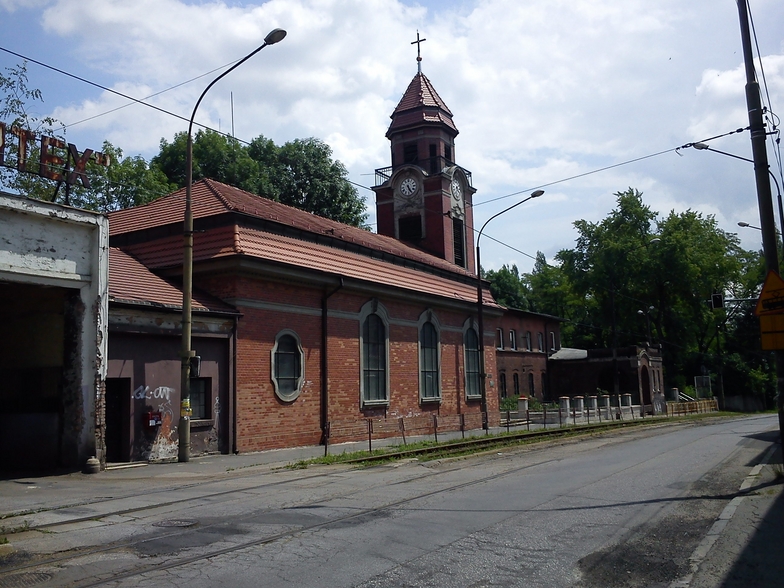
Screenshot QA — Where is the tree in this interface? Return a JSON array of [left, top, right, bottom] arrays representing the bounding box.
[[484, 264, 529, 309], [1, 62, 173, 211], [151, 130, 368, 227], [0, 62, 64, 199], [526, 187, 766, 398]]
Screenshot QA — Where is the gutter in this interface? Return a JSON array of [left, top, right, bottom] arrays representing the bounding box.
[[321, 277, 344, 450]]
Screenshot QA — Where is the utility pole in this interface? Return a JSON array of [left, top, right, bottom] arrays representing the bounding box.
[[737, 0, 784, 451]]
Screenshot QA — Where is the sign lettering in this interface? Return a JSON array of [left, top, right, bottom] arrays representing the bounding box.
[[0, 121, 109, 186]]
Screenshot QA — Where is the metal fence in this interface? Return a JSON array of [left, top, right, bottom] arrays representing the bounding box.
[[324, 399, 719, 454]]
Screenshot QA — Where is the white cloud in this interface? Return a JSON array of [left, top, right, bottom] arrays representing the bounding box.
[[1, 0, 783, 272]]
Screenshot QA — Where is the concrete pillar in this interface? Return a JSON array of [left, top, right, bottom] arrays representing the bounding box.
[[573, 396, 585, 414], [517, 396, 529, 414], [559, 396, 571, 413], [600, 395, 611, 419], [621, 393, 632, 406]]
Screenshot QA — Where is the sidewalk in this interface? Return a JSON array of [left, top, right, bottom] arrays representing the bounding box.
[[0, 426, 498, 521], [686, 442, 784, 588]]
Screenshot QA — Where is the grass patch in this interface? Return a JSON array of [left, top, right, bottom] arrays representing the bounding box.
[[0, 537, 8, 545]]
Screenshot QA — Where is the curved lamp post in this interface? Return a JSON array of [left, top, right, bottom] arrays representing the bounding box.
[[179, 28, 287, 462], [693, 142, 784, 241], [475, 189, 544, 430]]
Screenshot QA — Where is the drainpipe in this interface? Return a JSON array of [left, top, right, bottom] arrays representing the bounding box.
[[321, 278, 344, 445], [231, 314, 239, 454]]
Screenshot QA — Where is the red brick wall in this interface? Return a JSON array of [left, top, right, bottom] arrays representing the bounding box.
[[197, 272, 501, 452]]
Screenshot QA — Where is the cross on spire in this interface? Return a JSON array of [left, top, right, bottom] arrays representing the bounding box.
[[411, 31, 426, 73]]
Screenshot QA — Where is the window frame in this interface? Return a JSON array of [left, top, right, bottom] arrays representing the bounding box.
[[510, 329, 517, 350], [359, 300, 391, 407], [496, 328, 504, 350], [418, 310, 442, 403], [271, 330, 305, 402], [190, 377, 211, 420], [463, 318, 481, 400], [537, 332, 544, 352], [525, 331, 532, 351]]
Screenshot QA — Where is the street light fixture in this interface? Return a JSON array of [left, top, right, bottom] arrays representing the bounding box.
[[691, 142, 784, 240], [637, 306, 655, 344], [738, 221, 762, 231], [475, 189, 544, 430], [179, 28, 287, 463]]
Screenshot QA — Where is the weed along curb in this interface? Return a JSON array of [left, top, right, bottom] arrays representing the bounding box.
[[293, 414, 734, 468]]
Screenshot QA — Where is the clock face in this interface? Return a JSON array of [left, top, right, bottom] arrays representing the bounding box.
[[400, 177, 418, 197], [451, 178, 463, 201]]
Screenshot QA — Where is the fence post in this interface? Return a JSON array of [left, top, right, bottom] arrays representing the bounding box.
[[367, 419, 372, 452], [527, 409, 530, 431], [433, 414, 439, 443], [506, 410, 511, 433], [324, 421, 330, 457], [460, 413, 465, 439], [400, 417, 407, 445], [544, 406, 547, 430]]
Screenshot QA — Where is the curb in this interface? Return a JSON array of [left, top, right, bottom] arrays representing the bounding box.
[[669, 443, 778, 588]]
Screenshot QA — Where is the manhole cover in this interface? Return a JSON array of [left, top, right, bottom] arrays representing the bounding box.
[[153, 519, 198, 528], [0, 572, 52, 587]]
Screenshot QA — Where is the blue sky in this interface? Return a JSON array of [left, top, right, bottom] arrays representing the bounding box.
[[1, 0, 783, 273]]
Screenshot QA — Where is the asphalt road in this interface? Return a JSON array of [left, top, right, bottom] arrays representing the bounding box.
[[0, 414, 777, 587]]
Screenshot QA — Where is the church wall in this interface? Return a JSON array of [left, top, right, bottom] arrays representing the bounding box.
[[197, 271, 500, 452]]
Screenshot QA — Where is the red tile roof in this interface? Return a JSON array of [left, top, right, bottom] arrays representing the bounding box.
[[108, 247, 236, 314], [387, 73, 457, 136], [109, 179, 474, 279], [109, 179, 499, 309]]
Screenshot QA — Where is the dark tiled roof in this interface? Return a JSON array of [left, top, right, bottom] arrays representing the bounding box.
[[108, 247, 236, 313], [109, 179, 474, 279], [387, 72, 457, 136]]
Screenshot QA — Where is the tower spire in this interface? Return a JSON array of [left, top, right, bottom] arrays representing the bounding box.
[[411, 31, 426, 73]]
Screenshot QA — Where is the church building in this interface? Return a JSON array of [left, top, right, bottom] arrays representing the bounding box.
[[104, 64, 507, 461]]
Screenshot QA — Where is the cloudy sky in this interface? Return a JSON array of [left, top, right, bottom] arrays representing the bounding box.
[[1, 0, 783, 273]]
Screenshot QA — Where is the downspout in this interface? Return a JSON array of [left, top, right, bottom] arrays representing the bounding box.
[[321, 277, 344, 446], [231, 314, 239, 454]]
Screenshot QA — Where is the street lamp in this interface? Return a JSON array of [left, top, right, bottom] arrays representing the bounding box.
[[738, 221, 762, 231], [475, 189, 544, 430], [692, 142, 784, 241], [179, 28, 287, 463], [637, 306, 654, 344]]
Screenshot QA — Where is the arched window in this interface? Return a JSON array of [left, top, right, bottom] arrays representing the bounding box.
[[525, 331, 532, 351], [464, 325, 481, 399], [271, 330, 304, 402], [360, 300, 389, 406], [528, 372, 535, 397], [513, 373, 520, 396], [499, 372, 507, 398], [537, 332, 544, 352], [419, 311, 441, 401]]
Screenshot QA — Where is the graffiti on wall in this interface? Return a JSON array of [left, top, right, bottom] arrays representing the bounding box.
[[132, 385, 174, 401]]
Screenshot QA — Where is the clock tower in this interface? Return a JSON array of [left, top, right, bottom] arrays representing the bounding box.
[[372, 43, 476, 272]]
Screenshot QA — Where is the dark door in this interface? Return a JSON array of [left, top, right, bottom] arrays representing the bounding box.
[[105, 378, 130, 462]]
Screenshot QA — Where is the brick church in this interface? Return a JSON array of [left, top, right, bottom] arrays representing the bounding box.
[[104, 65, 520, 462]]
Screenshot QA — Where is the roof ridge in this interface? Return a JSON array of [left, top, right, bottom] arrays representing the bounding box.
[[202, 178, 235, 211]]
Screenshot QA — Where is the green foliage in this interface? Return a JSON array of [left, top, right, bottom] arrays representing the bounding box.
[[524, 187, 769, 400], [484, 264, 529, 309], [0, 63, 173, 210], [151, 130, 368, 227], [499, 395, 520, 411]]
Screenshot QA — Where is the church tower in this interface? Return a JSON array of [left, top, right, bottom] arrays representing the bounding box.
[[373, 36, 476, 273]]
